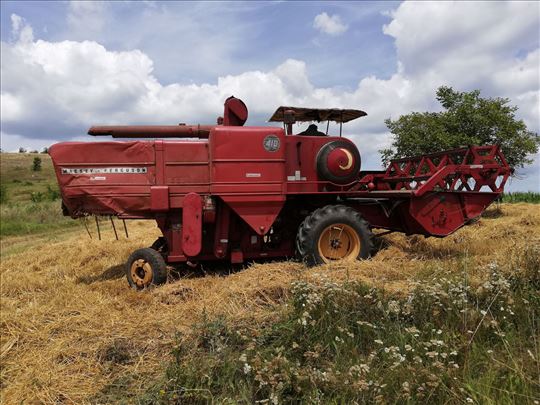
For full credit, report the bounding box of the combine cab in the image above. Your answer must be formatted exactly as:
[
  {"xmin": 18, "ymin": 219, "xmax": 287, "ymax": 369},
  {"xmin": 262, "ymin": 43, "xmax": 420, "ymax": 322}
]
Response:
[{"xmin": 49, "ymin": 97, "xmax": 512, "ymax": 289}]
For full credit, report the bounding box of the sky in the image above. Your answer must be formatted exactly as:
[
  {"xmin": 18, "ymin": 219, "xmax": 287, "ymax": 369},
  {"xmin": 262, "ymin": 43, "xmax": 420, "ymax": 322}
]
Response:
[{"xmin": 1, "ymin": 0, "xmax": 539, "ymax": 191}]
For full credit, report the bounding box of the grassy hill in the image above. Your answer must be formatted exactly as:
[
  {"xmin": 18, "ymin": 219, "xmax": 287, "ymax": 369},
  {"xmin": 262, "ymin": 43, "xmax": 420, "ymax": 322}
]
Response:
[
  {"xmin": 0, "ymin": 152, "xmax": 57, "ymax": 202},
  {"xmin": 0, "ymin": 153, "xmax": 80, "ymax": 236}
]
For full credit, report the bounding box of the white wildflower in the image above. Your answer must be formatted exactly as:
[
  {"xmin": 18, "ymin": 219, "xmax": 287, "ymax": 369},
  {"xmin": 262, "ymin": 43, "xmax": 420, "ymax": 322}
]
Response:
[
  {"xmin": 405, "ymin": 326, "xmax": 420, "ymax": 334},
  {"xmin": 388, "ymin": 300, "xmax": 400, "ymax": 314}
]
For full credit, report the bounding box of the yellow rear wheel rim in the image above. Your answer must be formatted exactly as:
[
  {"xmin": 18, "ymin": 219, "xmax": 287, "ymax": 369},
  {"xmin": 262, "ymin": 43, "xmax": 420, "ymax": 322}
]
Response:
[
  {"xmin": 130, "ymin": 259, "xmax": 153, "ymax": 288},
  {"xmin": 317, "ymin": 223, "xmax": 361, "ymax": 263}
]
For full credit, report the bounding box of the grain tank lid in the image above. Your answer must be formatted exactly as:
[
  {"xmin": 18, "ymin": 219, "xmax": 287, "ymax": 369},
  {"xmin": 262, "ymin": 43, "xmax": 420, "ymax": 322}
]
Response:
[{"xmin": 268, "ymin": 106, "xmax": 367, "ymax": 123}]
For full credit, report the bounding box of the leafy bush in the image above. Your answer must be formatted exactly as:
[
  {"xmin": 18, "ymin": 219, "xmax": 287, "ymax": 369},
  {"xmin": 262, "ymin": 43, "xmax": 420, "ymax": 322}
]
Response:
[
  {"xmin": 32, "ymin": 157, "xmax": 42, "ymax": 171},
  {"xmin": 30, "ymin": 191, "xmax": 45, "ymax": 203},
  {"xmin": 45, "ymin": 184, "xmax": 60, "ymax": 200},
  {"xmin": 29, "ymin": 185, "xmax": 60, "ymax": 203}
]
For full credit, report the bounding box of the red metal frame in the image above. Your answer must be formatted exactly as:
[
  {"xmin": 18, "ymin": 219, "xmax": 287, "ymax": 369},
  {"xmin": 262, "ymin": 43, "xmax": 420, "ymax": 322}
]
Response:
[{"xmin": 355, "ymin": 145, "xmax": 510, "ymax": 196}]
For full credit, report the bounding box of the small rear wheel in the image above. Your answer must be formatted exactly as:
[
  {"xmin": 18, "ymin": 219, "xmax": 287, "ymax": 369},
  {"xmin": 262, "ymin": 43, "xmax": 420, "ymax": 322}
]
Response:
[
  {"xmin": 296, "ymin": 205, "xmax": 373, "ymax": 266},
  {"xmin": 126, "ymin": 248, "xmax": 167, "ymax": 290}
]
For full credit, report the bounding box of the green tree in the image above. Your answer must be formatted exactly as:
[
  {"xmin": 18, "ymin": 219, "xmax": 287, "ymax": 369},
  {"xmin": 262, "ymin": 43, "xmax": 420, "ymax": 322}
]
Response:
[
  {"xmin": 380, "ymin": 86, "xmax": 539, "ymax": 169},
  {"xmin": 32, "ymin": 157, "xmax": 42, "ymax": 171}
]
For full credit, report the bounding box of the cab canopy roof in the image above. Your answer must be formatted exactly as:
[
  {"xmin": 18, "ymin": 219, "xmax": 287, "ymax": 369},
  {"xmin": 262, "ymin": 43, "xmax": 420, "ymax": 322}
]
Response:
[{"xmin": 268, "ymin": 106, "xmax": 367, "ymax": 123}]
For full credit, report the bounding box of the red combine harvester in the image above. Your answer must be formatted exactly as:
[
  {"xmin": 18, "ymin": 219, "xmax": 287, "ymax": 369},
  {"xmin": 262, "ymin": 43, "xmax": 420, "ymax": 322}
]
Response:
[{"xmin": 49, "ymin": 97, "xmax": 512, "ymax": 289}]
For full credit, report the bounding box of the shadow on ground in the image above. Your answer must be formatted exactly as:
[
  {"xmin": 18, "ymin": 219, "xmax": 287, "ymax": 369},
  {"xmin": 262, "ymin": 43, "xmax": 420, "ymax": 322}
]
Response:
[
  {"xmin": 76, "ymin": 259, "xmax": 255, "ymax": 286},
  {"xmin": 77, "ymin": 264, "xmax": 125, "ymax": 284}
]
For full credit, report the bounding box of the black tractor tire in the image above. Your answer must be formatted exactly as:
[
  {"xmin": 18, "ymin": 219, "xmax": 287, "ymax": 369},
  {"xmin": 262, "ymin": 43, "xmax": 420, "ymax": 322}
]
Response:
[
  {"xmin": 296, "ymin": 205, "xmax": 373, "ymax": 267},
  {"xmin": 126, "ymin": 248, "xmax": 168, "ymax": 290}
]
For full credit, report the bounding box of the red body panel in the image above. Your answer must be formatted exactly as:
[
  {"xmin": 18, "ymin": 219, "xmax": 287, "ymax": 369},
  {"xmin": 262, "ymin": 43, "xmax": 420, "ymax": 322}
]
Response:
[{"xmin": 182, "ymin": 193, "xmax": 203, "ymax": 257}]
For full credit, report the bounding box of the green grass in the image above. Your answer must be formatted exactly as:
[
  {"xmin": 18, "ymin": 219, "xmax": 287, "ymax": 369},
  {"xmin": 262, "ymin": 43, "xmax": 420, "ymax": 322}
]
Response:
[
  {"xmin": 501, "ymin": 192, "xmax": 540, "ymax": 204},
  {"xmin": 0, "ymin": 152, "xmax": 58, "ymax": 203},
  {"xmin": 140, "ymin": 246, "xmax": 540, "ymax": 404},
  {"xmin": 0, "ymin": 153, "xmax": 79, "ymax": 237},
  {"xmin": 0, "ymin": 200, "xmax": 78, "ymax": 237}
]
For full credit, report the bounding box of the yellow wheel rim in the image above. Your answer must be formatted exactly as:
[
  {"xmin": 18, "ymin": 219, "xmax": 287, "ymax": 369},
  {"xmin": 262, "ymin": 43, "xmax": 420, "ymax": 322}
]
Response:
[
  {"xmin": 317, "ymin": 223, "xmax": 361, "ymax": 263},
  {"xmin": 130, "ymin": 259, "xmax": 153, "ymax": 288}
]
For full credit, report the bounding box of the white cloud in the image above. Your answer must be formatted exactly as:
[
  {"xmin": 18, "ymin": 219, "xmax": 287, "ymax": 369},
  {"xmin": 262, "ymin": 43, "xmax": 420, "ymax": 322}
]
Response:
[
  {"xmin": 67, "ymin": 1, "xmax": 109, "ymax": 37},
  {"xmin": 382, "ymin": 1, "xmax": 540, "ymax": 129},
  {"xmin": 10, "ymin": 14, "xmax": 33, "ymax": 43},
  {"xmin": 383, "ymin": 2, "xmax": 538, "ymax": 74},
  {"xmin": 313, "ymin": 12, "xmax": 348, "ymax": 36},
  {"xmin": 0, "ymin": 92, "xmax": 23, "ymax": 121},
  {"xmin": 58, "ymin": 2, "xmax": 262, "ymax": 84}
]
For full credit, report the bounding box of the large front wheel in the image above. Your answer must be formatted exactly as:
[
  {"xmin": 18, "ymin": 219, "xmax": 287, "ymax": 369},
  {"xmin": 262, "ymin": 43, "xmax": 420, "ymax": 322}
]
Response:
[{"xmin": 296, "ymin": 205, "xmax": 373, "ymax": 266}]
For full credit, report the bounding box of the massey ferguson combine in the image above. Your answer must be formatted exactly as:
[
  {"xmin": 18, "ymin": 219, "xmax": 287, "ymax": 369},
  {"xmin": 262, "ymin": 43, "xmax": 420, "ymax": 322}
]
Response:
[{"xmin": 49, "ymin": 97, "xmax": 512, "ymax": 289}]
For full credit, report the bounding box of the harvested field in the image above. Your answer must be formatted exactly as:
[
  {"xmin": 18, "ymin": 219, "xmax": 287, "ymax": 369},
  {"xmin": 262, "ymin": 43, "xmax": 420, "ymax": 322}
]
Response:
[{"xmin": 0, "ymin": 203, "xmax": 539, "ymax": 403}]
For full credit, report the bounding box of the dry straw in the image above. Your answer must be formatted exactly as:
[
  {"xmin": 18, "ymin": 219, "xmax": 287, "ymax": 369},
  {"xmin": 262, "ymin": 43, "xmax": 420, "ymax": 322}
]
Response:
[{"xmin": 1, "ymin": 203, "xmax": 539, "ymax": 403}]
